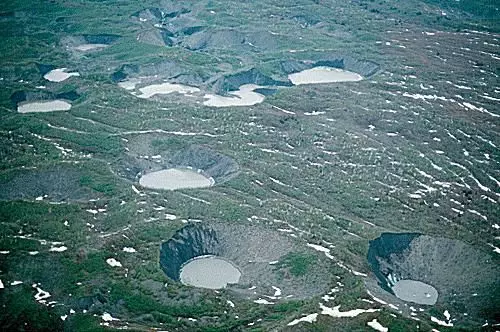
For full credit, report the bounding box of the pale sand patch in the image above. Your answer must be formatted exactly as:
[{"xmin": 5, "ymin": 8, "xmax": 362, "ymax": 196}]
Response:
[
  {"xmin": 203, "ymin": 84, "xmax": 265, "ymax": 107},
  {"xmin": 74, "ymin": 44, "xmax": 108, "ymax": 51},
  {"xmin": 139, "ymin": 168, "xmax": 213, "ymax": 190},
  {"xmin": 137, "ymin": 82, "xmax": 200, "ymax": 98},
  {"xmin": 43, "ymin": 68, "xmax": 80, "ymax": 82},
  {"xmin": 180, "ymin": 255, "xmax": 241, "ymax": 289},
  {"xmin": 18, "ymin": 100, "xmax": 72, "ymax": 113},
  {"xmin": 288, "ymin": 66, "xmax": 363, "ymax": 85}
]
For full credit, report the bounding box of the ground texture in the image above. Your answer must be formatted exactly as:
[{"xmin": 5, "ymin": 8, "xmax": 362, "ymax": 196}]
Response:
[{"xmin": 0, "ymin": 0, "xmax": 499, "ymax": 330}]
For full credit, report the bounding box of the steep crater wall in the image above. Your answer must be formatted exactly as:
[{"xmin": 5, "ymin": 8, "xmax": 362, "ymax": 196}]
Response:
[
  {"xmin": 211, "ymin": 68, "xmax": 292, "ymax": 94},
  {"xmin": 111, "ymin": 61, "xmax": 204, "ymax": 88},
  {"xmin": 367, "ymin": 233, "xmax": 500, "ymax": 324},
  {"xmin": 159, "ymin": 223, "xmax": 330, "ymax": 299},
  {"xmin": 160, "ymin": 224, "xmax": 221, "ymax": 280},
  {"xmin": 116, "ymin": 144, "xmax": 239, "ymax": 186},
  {"xmin": 10, "ymin": 90, "xmax": 80, "ymax": 109}
]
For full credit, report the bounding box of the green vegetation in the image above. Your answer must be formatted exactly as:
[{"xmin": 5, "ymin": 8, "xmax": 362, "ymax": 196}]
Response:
[
  {"xmin": 0, "ymin": 287, "xmax": 64, "ymax": 331},
  {"xmin": 277, "ymin": 252, "xmax": 315, "ymax": 277}
]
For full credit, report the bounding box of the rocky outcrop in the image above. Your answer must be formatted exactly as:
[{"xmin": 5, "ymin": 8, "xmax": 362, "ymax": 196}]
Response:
[
  {"xmin": 160, "ymin": 224, "xmax": 220, "ymax": 280},
  {"xmin": 132, "ymin": 3, "xmax": 190, "ymax": 22},
  {"xmin": 178, "ymin": 25, "xmax": 203, "ymax": 36},
  {"xmin": 10, "ymin": 89, "xmax": 81, "ymax": 108},
  {"xmin": 132, "ymin": 5, "xmax": 204, "ymax": 48},
  {"xmin": 181, "ymin": 29, "xmax": 281, "ymax": 52},
  {"xmin": 183, "ymin": 29, "xmax": 245, "ymax": 51},
  {"xmin": 136, "ymin": 29, "xmax": 173, "ymax": 47},
  {"xmin": 115, "ymin": 144, "xmax": 239, "ymax": 185},
  {"xmin": 280, "ymin": 60, "xmax": 312, "ymax": 75},
  {"xmin": 211, "ymin": 68, "xmax": 292, "ymax": 94},
  {"xmin": 37, "ymin": 63, "xmax": 55, "ymax": 76},
  {"xmin": 169, "ymin": 145, "xmax": 239, "ymax": 183},
  {"xmin": 367, "ymin": 232, "xmax": 420, "ymax": 293},
  {"xmin": 111, "ymin": 60, "xmax": 203, "ymax": 85}
]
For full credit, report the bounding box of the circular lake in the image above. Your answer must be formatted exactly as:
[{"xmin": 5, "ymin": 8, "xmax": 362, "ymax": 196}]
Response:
[
  {"xmin": 392, "ymin": 279, "xmax": 438, "ymax": 305},
  {"xmin": 18, "ymin": 100, "xmax": 72, "ymax": 113},
  {"xmin": 139, "ymin": 168, "xmax": 213, "ymax": 190},
  {"xmin": 180, "ymin": 255, "xmax": 241, "ymax": 289},
  {"xmin": 288, "ymin": 66, "xmax": 363, "ymax": 85}
]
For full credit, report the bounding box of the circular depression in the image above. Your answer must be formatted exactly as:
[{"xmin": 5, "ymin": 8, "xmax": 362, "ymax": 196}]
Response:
[
  {"xmin": 139, "ymin": 168, "xmax": 214, "ymax": 190},
  {"xmin": 159, "ymin": 223, "xmax": 330, "ymax": 298},
  {"xmin": 179, "ymin": 255, "xmax": 241, "ymax": 289},
  {"xmin": 367, "ymin": 233, "xmax": 500, "ymax": 324},
  {"xmin": 116, "ymin": 144, "xmax": 239, "ymax": 190}
]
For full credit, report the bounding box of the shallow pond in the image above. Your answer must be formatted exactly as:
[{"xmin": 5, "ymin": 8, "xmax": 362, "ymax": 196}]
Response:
[
  {"xmin": 288, "ymin": 66, "xmax": 363, "ymax": 85},
  {"xmin": 137, "ymin": 82, "xmax": 200, "ymax": 98},
  {"xmin": 203, "ymin": 84, "xmax": 265, "ymax": 107},
  {"xmin": 18, "ymin": 100, "xmax": 72, "ymax": 113},
  {"xmin": 180, "ymin": 255, "xmax": 241, "ymax": 289},
  {"xmin": 43, "ymin": 68, "xmax": 80, "ymax": 82},
  {"xmin": 139, "ymin": 168, "xmax": 213, "ymax": 190},
  {"xmin": 392, "ymin": 279, "xmax": 438, "ymax": 305}
]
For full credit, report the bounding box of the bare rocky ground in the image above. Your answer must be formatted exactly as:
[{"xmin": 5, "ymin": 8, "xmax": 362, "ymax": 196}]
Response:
[{"xmin": 160, "ymin": 223, "xmax": 330, "ymax": 300}]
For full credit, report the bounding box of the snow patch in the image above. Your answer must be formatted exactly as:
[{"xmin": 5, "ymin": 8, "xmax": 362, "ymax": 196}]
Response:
[
  {"xmin": 287, "ymin": 313, "xmax": 319, "ymax": 326},
  {"xmin": 33, "ymin": 285, "xmax": 51, "ymax": 302},
  {"xmin": 320, "ymin": 303, "xmax": 379, "ymax": 318},
  {"xmin": 367, "ymin": 319, "xmax": 388, "ymax": 332},
  {"xmin": 106, "ymin": 258, "xmax": 122, "ymax": 267},
  {"xmin": 49, "ymin": 246, "xmax": 68, "ymax": 252},
  {"xmin": 431, "ymin": 310, "xmax": 453, "ymax": 327},
  {"xmin": 272, "ymin": 286, "xmax": 282, "ymax": 297},
  {"xmin": 165, "ymin": 213, "xmax": 177, "ymax": 220},
  {"xmin": 254, "ymin": 298, "xmax": 274, "ymax": 305},
  {"xmin": 102, "ymin": 313, "xmax": 120, "ymax": 322}
]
